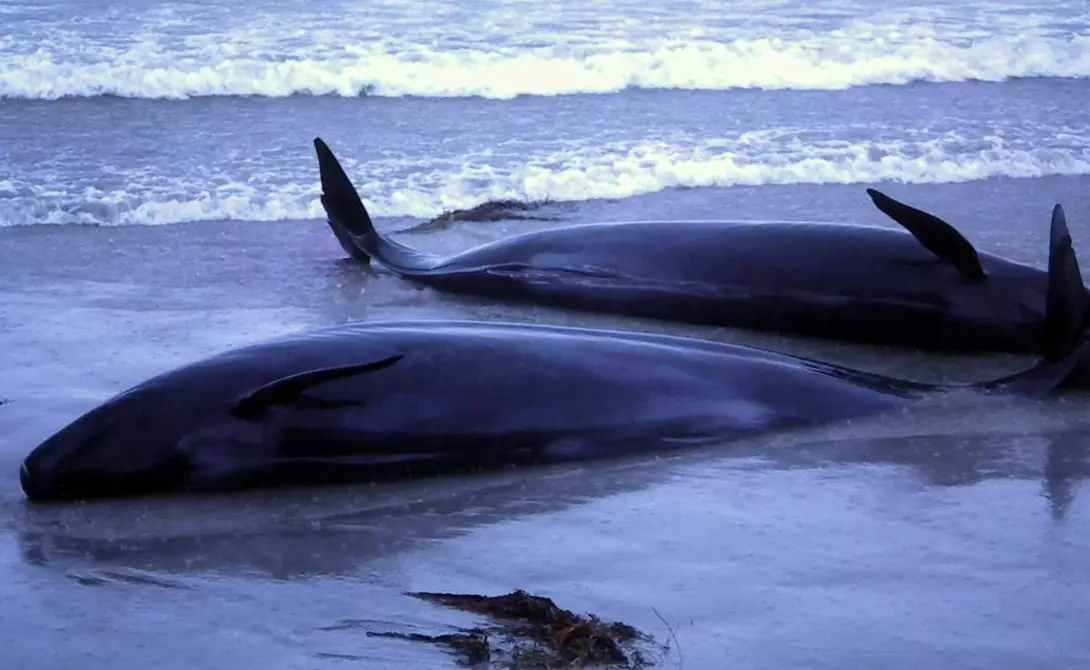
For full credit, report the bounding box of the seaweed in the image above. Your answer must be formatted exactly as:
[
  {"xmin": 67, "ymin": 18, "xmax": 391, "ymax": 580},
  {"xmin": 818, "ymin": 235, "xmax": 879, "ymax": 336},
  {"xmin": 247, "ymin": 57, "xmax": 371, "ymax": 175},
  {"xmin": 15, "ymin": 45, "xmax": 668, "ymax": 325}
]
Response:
[
  {"xmin": 365, "ymin": 589, "xmax": 669, "ymax": 669},
  {"xmin": 369, "ymin": 629, "xmax": 493, "ymax": 666},
  {"xmin": 403, "ymin": 199, "xmax": 562, "ymax": 233}
]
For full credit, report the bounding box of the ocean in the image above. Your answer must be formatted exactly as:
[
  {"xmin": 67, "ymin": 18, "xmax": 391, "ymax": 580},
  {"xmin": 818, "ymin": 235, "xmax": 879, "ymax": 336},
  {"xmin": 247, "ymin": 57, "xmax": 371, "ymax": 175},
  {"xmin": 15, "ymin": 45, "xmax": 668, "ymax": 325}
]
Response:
[{"xmin": 2, "ymin": 0, "xmax": 1090, "ymax": 668}]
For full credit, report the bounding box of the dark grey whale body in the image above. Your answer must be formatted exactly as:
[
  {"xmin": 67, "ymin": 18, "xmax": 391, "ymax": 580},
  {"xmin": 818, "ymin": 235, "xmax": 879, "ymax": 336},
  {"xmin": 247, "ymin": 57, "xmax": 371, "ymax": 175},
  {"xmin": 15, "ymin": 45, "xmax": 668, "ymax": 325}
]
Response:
[
  {"xmin": 314, "ymin": 138, "xmax": 1089, "ymax": 361},
  {"xmin": 19, "ymin": 208, "xmax": 1090, "ymax": 502},
  {"xmin": 17, "ymin": 321, "xmax": 909, "ymax": 501}
]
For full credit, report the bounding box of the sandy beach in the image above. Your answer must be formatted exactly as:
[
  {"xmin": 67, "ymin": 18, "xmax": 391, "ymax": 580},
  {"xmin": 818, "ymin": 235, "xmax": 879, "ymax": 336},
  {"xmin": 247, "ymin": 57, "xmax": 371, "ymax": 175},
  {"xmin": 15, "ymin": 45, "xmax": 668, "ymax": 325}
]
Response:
[{"xmin": 4, "ymin": 174, "xmax": 1090, "ymax": 667}]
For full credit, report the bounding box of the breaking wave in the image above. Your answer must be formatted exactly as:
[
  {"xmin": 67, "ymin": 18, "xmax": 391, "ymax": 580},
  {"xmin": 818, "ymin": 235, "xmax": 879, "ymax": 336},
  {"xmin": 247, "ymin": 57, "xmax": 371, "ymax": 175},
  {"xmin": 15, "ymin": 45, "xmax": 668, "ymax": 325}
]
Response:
[
  {"xmin": 3, "ymin": 132, "xmax": 1088, "ymax": 227},
  {"xmin": 2, "ymin": 2, "xmax": 1088, "ymax": 100}
]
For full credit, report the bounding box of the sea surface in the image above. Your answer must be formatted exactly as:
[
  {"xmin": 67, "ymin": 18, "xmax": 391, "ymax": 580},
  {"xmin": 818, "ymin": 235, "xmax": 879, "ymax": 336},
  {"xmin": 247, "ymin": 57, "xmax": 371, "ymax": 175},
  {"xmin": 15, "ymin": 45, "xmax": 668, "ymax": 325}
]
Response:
[{"xmin": 2, "ymin": 0, "xmax": 1090, "ymax": 668}]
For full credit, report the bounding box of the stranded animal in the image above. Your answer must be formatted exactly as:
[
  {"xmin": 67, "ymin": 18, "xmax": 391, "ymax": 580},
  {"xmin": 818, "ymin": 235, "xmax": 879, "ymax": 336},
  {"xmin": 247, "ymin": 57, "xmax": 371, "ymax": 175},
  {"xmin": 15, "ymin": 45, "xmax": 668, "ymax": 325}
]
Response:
[
  {"xmin": 20, "ymin": 203, "xmax": 1089, "ymax": 501},
  {"xmin": 313, "ymin": 138, "xmax": 1089, "ymax": 366}
]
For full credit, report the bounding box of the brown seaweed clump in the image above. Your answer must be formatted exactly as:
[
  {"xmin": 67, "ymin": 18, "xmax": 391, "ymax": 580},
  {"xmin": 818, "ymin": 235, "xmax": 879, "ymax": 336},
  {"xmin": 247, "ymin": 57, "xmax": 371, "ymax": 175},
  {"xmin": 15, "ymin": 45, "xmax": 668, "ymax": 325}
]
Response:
[
  {"xmin": 367, "ymin": 589, "xmax": 668, "ymax": 669},
  {"xmin": 404, "ymin": 199, "xmax": 561, "ymax": 233}
]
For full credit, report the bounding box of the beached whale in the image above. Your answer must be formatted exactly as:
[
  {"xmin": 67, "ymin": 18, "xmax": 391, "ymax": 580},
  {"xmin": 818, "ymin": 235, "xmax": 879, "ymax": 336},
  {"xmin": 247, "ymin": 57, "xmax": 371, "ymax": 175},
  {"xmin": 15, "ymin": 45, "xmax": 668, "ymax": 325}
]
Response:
[
  {"xmin": 18, "ymin": 203, "xmax": 1090, "ymax": 502},
  {"xmin": 313, "ymin": 138, "xmax": 1089, "ymax": 363}
]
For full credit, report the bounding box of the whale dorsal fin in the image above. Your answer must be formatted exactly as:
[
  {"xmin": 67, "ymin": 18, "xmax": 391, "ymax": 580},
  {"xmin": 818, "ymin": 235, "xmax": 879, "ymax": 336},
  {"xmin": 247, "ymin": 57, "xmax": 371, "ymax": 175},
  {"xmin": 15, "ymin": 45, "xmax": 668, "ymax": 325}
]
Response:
[
  {"xmin": 983, "ymin": 203, "xmax": 1090, "ymax": 395},
  {"xmin": 230, "ymin": 354, "xmax": 404, "ymax": 420},
  {"xmin": 1044, "ymin": 204, "xmax": 1087, "ymax": 361},
  {"xmin": 866, "ymin": 188, "xmax": 987, "ymax": 281}
]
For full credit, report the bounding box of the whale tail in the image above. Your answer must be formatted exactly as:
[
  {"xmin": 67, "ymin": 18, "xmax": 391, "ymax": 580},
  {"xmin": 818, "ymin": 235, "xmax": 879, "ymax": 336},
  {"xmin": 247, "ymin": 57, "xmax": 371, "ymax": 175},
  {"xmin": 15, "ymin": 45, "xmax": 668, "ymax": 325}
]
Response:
[
  {"xmin": 981, "ymin": 203, "xmax": 1090, "ymax": 396},
  {"xmin": 313, "ymin": 137, "xmax": 438, "ymax": 273}
]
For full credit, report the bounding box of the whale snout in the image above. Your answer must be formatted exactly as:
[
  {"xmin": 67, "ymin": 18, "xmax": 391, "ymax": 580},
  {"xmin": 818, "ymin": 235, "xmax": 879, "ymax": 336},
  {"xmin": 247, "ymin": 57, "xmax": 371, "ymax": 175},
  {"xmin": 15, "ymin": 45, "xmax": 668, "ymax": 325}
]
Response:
[
  {"xmin": 20, "ymin": 424, "xmax": 111, "ymax": 502},
  {"xmin": 20, "ymin": 458, "xmax": 59, "ymax": 502},
  {"xmin": 20, "ymin": 416, "xmax": 204, "ymax": 502},
  {"xmin": 19, "ymin": 423, "xmax": 91, "ymax": 502},
  {"xmin": 19, "ymin": 462, "xmax": 33, "ymax": 496}
]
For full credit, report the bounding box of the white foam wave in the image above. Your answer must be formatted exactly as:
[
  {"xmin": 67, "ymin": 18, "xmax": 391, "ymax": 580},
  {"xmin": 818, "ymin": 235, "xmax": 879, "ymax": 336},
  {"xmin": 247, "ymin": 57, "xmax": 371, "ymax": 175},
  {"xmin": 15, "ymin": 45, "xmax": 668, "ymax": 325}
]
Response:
[
  {"xmin": 2, "ymin": 14, "xmax": 1089, "ymax": 99},
  {"xmin": 0, "ymin": 182, "xmax": 326, "ymax": 227},
  {"xmin": 3, "ymin": 133, "xmax": 1088, "ymax": 227}
]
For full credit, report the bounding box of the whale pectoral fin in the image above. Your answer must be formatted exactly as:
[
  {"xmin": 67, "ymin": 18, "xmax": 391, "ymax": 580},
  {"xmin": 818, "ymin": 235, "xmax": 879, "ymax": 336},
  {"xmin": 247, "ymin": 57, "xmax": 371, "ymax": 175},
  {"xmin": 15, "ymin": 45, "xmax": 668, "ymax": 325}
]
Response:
[
  {"xmin": 866, "ymin": 188, "xmax": 987, "ymax": 281},
  {"xmin": 230, "ymin": 354, "xmax": 405, "ymax": 421}
]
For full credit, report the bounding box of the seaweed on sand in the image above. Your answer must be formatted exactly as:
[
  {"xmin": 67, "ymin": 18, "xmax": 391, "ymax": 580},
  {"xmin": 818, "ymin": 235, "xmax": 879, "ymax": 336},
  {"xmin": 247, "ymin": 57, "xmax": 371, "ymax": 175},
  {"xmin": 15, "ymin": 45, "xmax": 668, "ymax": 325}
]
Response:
[
  {"xmin": 367, "ymin": 589, "xmax": 669, "ymax": 669},
  {"xmin": 368, "ymin": 629, "xmax": 493, "ymax": 666},
  {"xmin": 402, "ymin": 199, "xmax": 562, "ymax": 233}
]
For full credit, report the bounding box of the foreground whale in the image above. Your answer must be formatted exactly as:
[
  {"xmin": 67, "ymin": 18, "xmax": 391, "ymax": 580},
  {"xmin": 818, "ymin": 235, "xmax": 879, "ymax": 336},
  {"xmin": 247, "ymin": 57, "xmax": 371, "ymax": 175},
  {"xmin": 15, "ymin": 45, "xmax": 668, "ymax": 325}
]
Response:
[
  {"xmin": 19, "ymin": 205, "xmax": 1090, "ymax": 502},
  {"xmin": 313, "ymin": 138, "xmax": 1089, "ymax": 362}
]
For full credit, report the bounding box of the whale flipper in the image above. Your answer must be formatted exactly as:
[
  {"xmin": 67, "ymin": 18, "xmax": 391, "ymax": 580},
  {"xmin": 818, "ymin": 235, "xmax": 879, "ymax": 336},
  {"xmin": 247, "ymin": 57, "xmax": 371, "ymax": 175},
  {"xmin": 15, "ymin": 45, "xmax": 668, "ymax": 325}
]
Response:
[
  {"xmin": 231, "ymin": 354, "xmax": 405, "ymax": 420},
  {"xmin": 866, "ymin": 188, "xmax": 987, "ymax": 281},
  {"xmin": 314, "ymin": 138, "xmax": 437, "ymax": 272}
]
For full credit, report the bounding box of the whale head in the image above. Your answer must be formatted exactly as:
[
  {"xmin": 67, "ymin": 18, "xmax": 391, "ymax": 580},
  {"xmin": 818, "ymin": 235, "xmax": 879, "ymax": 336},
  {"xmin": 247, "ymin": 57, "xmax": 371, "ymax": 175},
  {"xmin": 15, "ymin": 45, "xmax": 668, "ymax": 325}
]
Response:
[
  {"xmin": 19, "ymin": 348, "xmax": 406, "ymax": 502},
  {"xmin": 19, "ymin": 382, "xmax": 206, "ymax": 502}
]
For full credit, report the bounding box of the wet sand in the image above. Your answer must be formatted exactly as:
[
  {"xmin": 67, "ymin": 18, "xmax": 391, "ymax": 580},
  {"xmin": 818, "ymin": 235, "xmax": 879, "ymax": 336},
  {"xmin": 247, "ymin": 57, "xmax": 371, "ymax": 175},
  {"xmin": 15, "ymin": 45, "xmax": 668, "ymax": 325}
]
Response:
[{"xmin": 3, "ymin": 180, "xmax": 1090, "ymax": 668}]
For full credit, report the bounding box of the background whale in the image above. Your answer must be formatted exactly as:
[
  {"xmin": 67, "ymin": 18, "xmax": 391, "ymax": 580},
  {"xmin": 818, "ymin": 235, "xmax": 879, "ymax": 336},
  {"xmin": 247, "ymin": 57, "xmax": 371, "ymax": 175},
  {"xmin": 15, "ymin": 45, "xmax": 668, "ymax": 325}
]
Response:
[
  {"xmin": 313, "ymin": 138, "xmax": 1090, "ymax": 366},
  {"xmin": 19, "ymin": 205, "xmax": 1090, "ymax": 502}
]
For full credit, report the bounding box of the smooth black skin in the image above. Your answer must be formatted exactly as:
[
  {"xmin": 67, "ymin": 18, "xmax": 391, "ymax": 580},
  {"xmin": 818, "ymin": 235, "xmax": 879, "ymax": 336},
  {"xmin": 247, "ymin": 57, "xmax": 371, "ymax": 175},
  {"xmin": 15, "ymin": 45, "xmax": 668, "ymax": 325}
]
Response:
[
  {"xmin": 19, "ymin": 311, "xmax": 1089, "ymax": 503},
  {"xmin": 314, "ymin": 138, "xmax": 1089, "ymax": 359},
  {"xmin": 19, "ymin": 192, "xmax": 1088, "ymax": 503}
]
